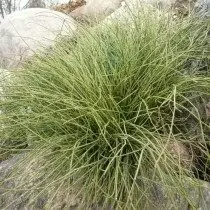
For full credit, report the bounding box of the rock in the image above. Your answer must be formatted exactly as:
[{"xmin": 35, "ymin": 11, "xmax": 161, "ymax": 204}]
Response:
[
  {"xmin": 150, "ymin": 178, "xmax": 210, "ymax": 210},
  {"xmin": 102, "ymin": 0, "xmax": 175, "ymax": 24},
  {"xmin": 102, "ymin": 0, "xmax": 201, "ymax": 24},
  {"xmin": 0, "ymin": 154, "xmax": 32, "ymax": 210},
  {"xmin": 70, "ymin": 0, "xmax": 195, "ymax": 23},
  {"xmin": 53, "ymin": 0, "xmax": 86, "ymax": 14},
  {"xmin": 0, "ymin": 8, "xmax": 77, "ymax": 70},
  {"xmin": 126, "ymin": 0, "xmax": 175, "ymax": 8},
  {"xmin": 25, "ymin": 0, "xmax": 46, "ymax": 8},
  {"xmin": 0, "ymin": 155, "xmax": 80, "ymax": 209},
  {"xmin": 85, "ymin": 0, "xmax": 122, "ymax": 15},
  {"xmin": 2, "ymin": 155, "xmax": 210, "ymax": 209},
  {"xmin": 195, "ymin": 0, "xmax": 210, "ymax": 17},
  {"xmin": 70, "ymin": 0, "xmax": 123, "ymax": 21},
  {"xmin": 70, "ymin": 5, "xmax": 86, "ymax": 20},
  {"xmin": 167, "ymin": 140, "xmax": 193, "ymax": 169}
]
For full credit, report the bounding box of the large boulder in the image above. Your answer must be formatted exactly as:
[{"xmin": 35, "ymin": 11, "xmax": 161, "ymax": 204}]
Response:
[
  {"xmin": 70, "ymin": 0, "xmax": 123, "ymax": 21},
  {"xmin": 0, "ymin": 8, "xmax": 77, "ymax": 70},
  {"xmin": 102, "ymin": 0, "xmax": 176, "ymax": 24},
  {"xmin": 84, "ymin": 0, "xmax": 123, "ymax": 15}
]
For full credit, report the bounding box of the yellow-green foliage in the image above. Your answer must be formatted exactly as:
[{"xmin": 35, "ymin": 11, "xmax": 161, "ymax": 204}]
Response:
[{"xmin": 1, "ymin": 7, "xmax": 210, "ymax": 209}]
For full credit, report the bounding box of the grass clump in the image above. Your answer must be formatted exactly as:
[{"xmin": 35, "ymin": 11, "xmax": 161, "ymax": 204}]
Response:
[{"xmin": 1, "ymin": 7, "xmax": 210, "ymax": 209}]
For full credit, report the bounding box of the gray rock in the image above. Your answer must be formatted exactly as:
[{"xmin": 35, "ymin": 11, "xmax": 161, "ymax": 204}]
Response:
[
  {"xmin": 0, "ymin": 154, "xmax": 32, "ymax": 210},
  {"xmin": 25, "ymin": 0, "xmax": 46, "ymax": 8},
  {"xmin": 0, "ymin": 8, "xmax": 77, "ymax": 70},
  {"xmin": 2, "ymin": 155, "xmax": 210, "ymax": 209},
  {"xmin": 102, "ymin": 0, "xmax": 175, "ymax": 24},
  {"xmin": 147, "ymin": 179, "xmax": 210, "ymax": 210},
  {"xmin": 70, "ymin": 0, "xmax": 123, "ymax": 21},
  {"xmin": 0, "ymin": 155, "xmax": 80, "ymax": 209},
  {"xmin": 195, "ymin": 0, "xmax": 210, "ymax": 17}
]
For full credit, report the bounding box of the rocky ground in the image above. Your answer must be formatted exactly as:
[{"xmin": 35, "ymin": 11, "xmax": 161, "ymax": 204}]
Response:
[{"xmin": 1, "ymin": 155, "xmax": 210, "ymax": 209}]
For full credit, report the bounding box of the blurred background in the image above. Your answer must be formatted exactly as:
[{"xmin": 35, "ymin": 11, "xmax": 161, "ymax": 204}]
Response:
[{"xmin": 0, "ymin": 0, "xmax": 71, "ymax": 20}]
